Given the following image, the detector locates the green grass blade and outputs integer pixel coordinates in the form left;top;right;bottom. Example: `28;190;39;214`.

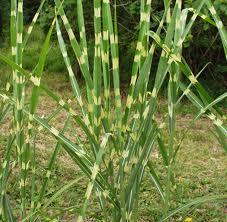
22;0;46;50
206;0;227;60
104;0;122;130
92;0;102;138
2;195;16;222
123;0;152;129
160;194;227;221
54;0;93;90
147;161;166;203
78;133;111;222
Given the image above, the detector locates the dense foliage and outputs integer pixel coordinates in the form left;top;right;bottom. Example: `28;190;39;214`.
0;0;226;96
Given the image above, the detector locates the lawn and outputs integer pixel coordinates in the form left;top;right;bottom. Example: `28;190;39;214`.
0;72;226;222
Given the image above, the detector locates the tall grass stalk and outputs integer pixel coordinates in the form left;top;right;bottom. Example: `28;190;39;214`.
0;0;226;221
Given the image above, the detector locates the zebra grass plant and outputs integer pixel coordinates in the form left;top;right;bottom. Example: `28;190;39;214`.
0;0;226;221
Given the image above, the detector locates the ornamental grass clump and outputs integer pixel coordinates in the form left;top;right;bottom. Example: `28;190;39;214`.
0;0;226;221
